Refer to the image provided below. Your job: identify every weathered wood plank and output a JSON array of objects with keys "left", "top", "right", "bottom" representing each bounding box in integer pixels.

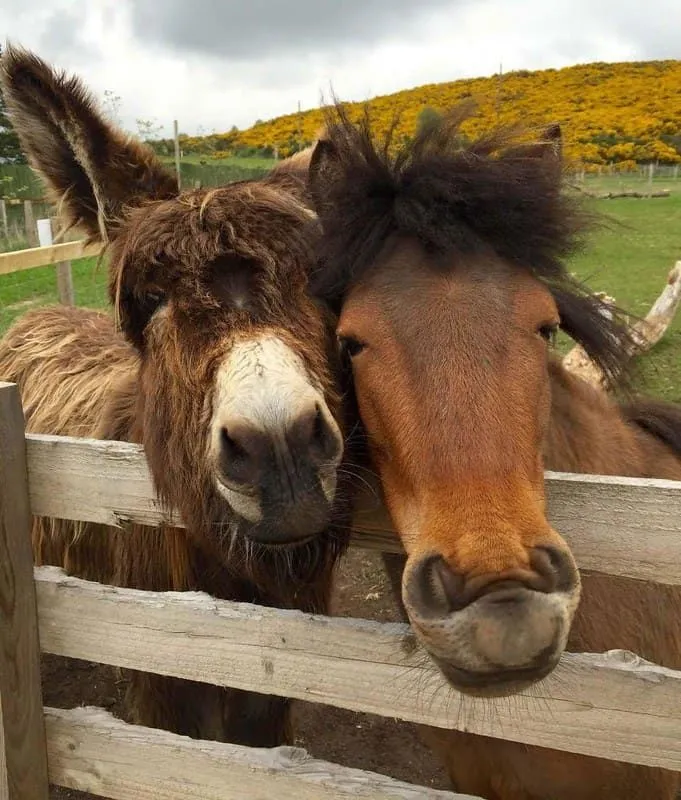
[
  {"left": 0, "top": 385, "right": 49, "bottom": 799},
  {"left": 50, "top": 218, "right": 75, "bottom": 306},
  {"left": 0, "top": 694, "right": 8, "bottom": 800},
  {"left": 25, "top": 434, "right": 681, "bottom": 584},
  {"left": 0, "top": 240, "right": 102, "bottom": 276},
  {"left": 36, "top": 567, "right": 681, "bottom": 770},
  {"left": 46, "top": 706, "right": 472, "bottom": 800}
]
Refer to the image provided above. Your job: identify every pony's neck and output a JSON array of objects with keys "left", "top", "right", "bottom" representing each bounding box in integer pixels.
[{"left": 544, "top": 358, "right": 679, "bottom": 479}]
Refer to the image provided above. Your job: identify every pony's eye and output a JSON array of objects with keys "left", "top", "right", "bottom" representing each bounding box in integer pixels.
[
  {"left": 338, "top": 336, "right": 366, "bottom": 358},
  {"left": 538, "top": 323, "right": 558, "bottom": 344}
]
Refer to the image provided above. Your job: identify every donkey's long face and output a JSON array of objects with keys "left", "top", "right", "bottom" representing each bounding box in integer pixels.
[
  {"left": 1, "top": 46, "right": 344, "bottom": 548},
  {"left": 112, "top": 185, "right": 344, "bottom": 545}
]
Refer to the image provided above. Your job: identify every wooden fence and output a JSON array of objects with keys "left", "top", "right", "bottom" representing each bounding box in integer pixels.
[
  {"left": 0, "top": 238, "right": 102, "bottom": 308},
  {"left": 1, "top": 379, "right": 680, "bottom": 799}
]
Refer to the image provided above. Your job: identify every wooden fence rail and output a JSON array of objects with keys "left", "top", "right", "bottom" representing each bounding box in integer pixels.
[
  {"left": 0, "top": 240, "right": 101, "bottom": 276},
  {"left": 36, "top": 566, "right": 681, "bottom": 771},
  {"left": 25, "top": 433, "right": 681, "bottom": 584},
  {"left": 1, "top": 380, "right": 681, "bottom": 798},
  {"left": 45, "top": 706, "right": 475, "bottom": 800}
]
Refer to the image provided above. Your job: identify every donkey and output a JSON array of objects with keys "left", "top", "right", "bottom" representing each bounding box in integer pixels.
[
  {"left": 0, "top": 46, "right": 352, "bottom": 745},
  {"left": 307, "top": 105, "right": 681, "bottom": 798}
]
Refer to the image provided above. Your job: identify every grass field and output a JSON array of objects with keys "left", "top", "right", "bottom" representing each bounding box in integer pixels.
[
  {"left": 1, "top": 181, "right": 679, "bottom": 401},
  {"left": 159, "top": 154, "right": 277, "bottom": 169},
  {"left": 568, "top": 192, "right": 681, "bottom": 402}
]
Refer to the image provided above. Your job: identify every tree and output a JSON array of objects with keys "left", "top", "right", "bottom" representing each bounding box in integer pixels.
[
  {"left": 102, "top": 88, "right": 122, "bottom": 126},
  {"left": 0, "top": 45, "right": 26, "bottom": 163},
  {"left": 136, "top": 117, "right": 163, "bottom": 143}
]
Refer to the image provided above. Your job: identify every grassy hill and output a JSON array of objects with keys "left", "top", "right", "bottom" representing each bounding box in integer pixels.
[{"left": 182, "top": 60, "right": 681, "bottom": 167}]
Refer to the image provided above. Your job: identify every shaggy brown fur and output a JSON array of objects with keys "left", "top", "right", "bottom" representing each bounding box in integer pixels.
[
  {"left": 0, "top": 46, "right": 351, "bottom": 744},
  {"left": 310, "top": 104, "right": 681, "bottom": 799}
]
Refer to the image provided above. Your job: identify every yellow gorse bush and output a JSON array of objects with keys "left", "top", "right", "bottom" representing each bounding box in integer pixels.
[{"left": 192, "top": 60, "right": 681, "bottom": 165}]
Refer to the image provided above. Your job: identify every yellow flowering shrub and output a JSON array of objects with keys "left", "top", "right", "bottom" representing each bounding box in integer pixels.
[{"left": 192, "top": 60, "right": 681, "bottom": 166}]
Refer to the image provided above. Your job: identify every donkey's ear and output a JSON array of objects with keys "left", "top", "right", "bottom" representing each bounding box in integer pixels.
[
  {"left": 511, "top": 123, "right": 562, "bottom": 165},
  {"left": 0, "top": 45, "right": 177, "bottom": 243},
  {"left": 308, "top": 137, "right": 344, "bottom": 214},
  {"left": 542, "top": 123, "right": 562, "bottom": 160}
]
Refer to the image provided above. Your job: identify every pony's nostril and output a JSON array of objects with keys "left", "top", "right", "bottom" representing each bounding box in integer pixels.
[
  {"left": 407, "top": 555, "right": 465, "bottom": 617},
  {"left": 431, "top": 556, "right": 466, "bottom": 609},
  {"left": 530, "top": 545, "right": 577, "bottom": 593}
]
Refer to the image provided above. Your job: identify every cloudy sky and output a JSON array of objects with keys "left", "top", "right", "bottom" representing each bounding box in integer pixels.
[{"left": 1, "top": 0, "right": 679, "bottom": 138}]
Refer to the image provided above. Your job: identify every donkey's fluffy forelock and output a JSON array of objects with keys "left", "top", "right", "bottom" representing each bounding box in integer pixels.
[
  {"left": 110, "top": 178, "right": 321, "bottom": 347},
  {"left": 309, "top": 102, "right": 639, "bottom": 386}
]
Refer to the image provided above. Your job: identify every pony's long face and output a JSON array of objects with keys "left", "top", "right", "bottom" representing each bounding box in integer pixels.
[
  {"left": 338, "top": 239, "right": 581, "bottom": 694},
  {"left": 112, "top": 184, "right": 345, "bottom": 548}
]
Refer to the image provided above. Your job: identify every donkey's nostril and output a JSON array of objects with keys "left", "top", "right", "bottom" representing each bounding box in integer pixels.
[
  {"left": 218, "top": 424, "right": 265, "bottom": 487},
  {"left": 289, "top": 402, "right": 343, "bottom": 466},
  {"left": 221, "top": 427, "right": 248, "bottom": 461}
]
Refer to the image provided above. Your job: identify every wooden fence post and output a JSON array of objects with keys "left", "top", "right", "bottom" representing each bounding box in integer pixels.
[
  {"left": 23, "top": 201, "right": 37, "bottom": 247},
  {"left": 0, "top": 383, "right": 50, "bottom": 799},
  {"left": 36, "top": 218, "right": 74, "bottom": 306},
  {"left": 50, "top": 219, "right": 74, "bottom": 306},
  {"left": 0, "top": 200, "right": 7, "bottom": 240},
  {"left": 173, "top": 119, "right": 181, "bottom": 190}
]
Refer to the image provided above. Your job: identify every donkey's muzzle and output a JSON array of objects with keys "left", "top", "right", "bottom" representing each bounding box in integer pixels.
[
  {"left": 403, "top": 547, "right": 580, "bottom": 695},
  {"left": 216, "top": 401, "right": 344, "bottom": 543}
]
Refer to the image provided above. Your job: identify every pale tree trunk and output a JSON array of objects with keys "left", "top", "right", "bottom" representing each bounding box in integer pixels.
[{"left": 563, "top": 261, "right": 681, "bottom": 389}]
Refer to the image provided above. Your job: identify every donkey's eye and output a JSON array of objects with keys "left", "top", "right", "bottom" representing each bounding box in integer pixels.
[
  {"left": 144, "top": 291, "right": 166, "bottom": 314},
  {"left": 338, "top": 336, "right": 366, "bottom": 358},
  {"left": 537, "top": 323, "right": 558, "bottom": 344}
]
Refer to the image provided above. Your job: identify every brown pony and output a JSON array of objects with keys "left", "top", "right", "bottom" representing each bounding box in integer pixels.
[
  {"left": 0, "top": 47, "right": 352, "bottom": 745},
  {"left": 308, "top": 106, "right": 681, "bottom": 798}
]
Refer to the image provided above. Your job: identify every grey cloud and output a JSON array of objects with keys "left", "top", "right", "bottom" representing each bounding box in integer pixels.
[
  {"left": 37, "top": 8, "right": 99, "bottom": 66},
  {"left": 559, "top": 0, "right": 681, "bottom": 60},
  {"left": 608, "top": 7, "right": 681, "bottom": 59},
  {"left": 129, "top": 0, "right": 465, "bottom": 61}
]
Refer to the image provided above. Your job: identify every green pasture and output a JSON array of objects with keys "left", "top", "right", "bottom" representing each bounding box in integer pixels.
[
  {"left": 159, "top": 154, "right": 277, "bottom": 169},
  {"left": 0, "top": 180, "right": 679, "bottom": 401},
  {"left": 567, "top": 192, "right": 681, "bottom": 402}
]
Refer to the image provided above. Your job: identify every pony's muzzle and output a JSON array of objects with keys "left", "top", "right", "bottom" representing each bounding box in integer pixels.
[{"left": 403, "top": 547, "right": 581, "bottom": 695}]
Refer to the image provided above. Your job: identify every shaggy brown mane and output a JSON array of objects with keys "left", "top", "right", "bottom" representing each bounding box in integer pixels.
[
  {"left": 309, "top": 103, "right": 638, "bottom": 385},
  {"left": 622, "top": 397, "right": 681, "bottom": 458}
]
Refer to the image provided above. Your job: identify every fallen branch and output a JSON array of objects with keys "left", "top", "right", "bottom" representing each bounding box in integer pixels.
[
  {"left": 580, "top": 190, "right": 671, "bottom": 199},
  {"left": 563, "top": 262, "right": 681, "bottom": 388}
]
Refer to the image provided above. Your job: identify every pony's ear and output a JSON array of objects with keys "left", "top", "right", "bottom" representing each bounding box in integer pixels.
[
  {"left": 308, "top": 137, "right": 344, "bottom": 214},
  {"left": 0, "top": 45, "right": 177, "bottom": 243}
]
